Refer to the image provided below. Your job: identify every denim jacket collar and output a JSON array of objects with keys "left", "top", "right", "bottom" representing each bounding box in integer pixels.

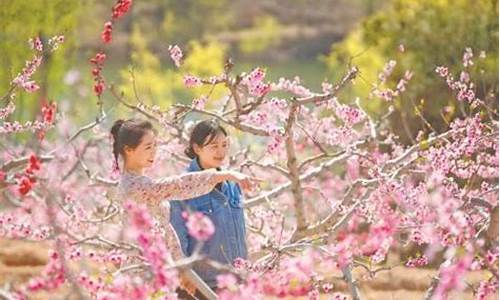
[{"left": 187, "top": 158, "right": 203, "bottom": 172}]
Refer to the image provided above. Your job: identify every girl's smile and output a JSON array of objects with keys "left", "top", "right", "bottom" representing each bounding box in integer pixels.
[
  {"left": 194, "top": 133, "right": 229, "bottom": 170},
  {"left": 124, "top": 130, "right": 157, "bottom": 173}
]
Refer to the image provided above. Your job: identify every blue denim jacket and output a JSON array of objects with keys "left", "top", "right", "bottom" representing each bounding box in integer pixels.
[{"left": 169, "top": 159, "right": 247, "bottom": 288}]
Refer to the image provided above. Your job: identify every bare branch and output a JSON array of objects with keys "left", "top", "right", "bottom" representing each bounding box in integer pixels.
[
  {"left": 285, "top": 102, "right": 307, "bottom": 231},
  {"left": 343, "top": 264, "right": 362, "bottom": 300},
  {"left": 245, "top": 152, "right": 351, "bottom": 207},
  {"left": 66, "top": 111, "right": 107, "bottom": 143},
  {"left": 173, "top": 104, "right": 269, "bottom": 136},
  {"left": 382, "top": 129, "right": 457, "bottom": 171},
  {"left": 241, "top": 159, "right": 290, "bottom": 178},
  {"left": 1, "top": 154, "right": 54, "bottom": 172},
  {"left": 296, "top": 67, "right": 358, "bottom": 105}
]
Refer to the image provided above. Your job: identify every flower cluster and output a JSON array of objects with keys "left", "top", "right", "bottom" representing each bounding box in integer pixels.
[
  {"left": 183, "top": 211, "right": 215, "bottom": 241},
  {"left": 334, "top": 103, "right": 366, "bottom": 126},
  {"left": 462, "top": 47, "right": 474, "bottom": 67},
  {"left": 272, "top": 76, "right": 312, "bottom": 97},
  {"left": 101, "top": 21, "right": 113, "bottom": 44},
  {"left": 11, "top": 36, "right": 65, "bottom": 93},
  {"left": 37, "top": 101, "right": 57, "bottom": 140},
  {"left": 184, "top": 74, "right": 202, "bottom": 88},
  {"left": 371, "top": 61, "right": 413, "bottom": 102},
  {"left": 475, "top": 278, "right": 498, "bottom": 300},
  {"left": 0, "top": 101, "right": 16, "bottom": 120},
  {"left": 112, "top": 0, "right": 132, "bottom": 20},
  {"left": 25, "top": 250, "right": 66, "bottom": 293},
  {"left": 260, "top": 255, "right": 315, "bottom": 297},
  {"left": 0, "top": 119, "right": 54, "bottom": 135},
  {"left": 47, "top": 35, "right": 65, "bottom": 51},
  {"left": 92, "top": 0, "right": 133, "bottom": 95},
  {"left": 168, "top": 45, "right": 183, "bottom": 68},
  {"left": 15, "top": 154, "right": 42, "bottom": 195},
  {"left": 433, "top": 255, "right": 473, "bottom": 299},
  {"left": 90, "top": 52, "right": 107, "bottom": 96},
  {"left": 125, "top": 201, "right": 179, "bottom": 291},
  {"left": 405, "top": 255, "right": 429, "bottom": 267},
  {"left": 240, "top": 68, "right": 271, "bottom": 97},
  {"left": 435, "top": 48, "right": 483, "bottom": 103},
  {"left": 11, "top": 55, "right": 43, "bottom": 93}
]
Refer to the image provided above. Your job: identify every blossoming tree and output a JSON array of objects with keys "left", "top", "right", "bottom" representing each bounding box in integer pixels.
[{"left": 0, "top": 1, "right": 498, "bottom": 299}]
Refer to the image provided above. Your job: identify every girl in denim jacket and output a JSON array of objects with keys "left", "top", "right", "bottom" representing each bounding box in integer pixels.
[{"left": 170, "top": 120, "right": 250, "bottom": 291}]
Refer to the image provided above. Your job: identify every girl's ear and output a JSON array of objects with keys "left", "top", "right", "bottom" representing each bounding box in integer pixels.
[{"left": 123, "top": 145, "right": 134, "bottom": 156}]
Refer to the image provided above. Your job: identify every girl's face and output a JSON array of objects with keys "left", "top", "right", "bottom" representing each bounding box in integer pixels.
[
  {"left": 194, "top": 133, "right": 229, "bottom": 169},
  {"left": 124, "top": 130, "right": 157, "bottom": 171}
]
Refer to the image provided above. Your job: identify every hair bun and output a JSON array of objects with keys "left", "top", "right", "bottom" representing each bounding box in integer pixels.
[
  {"left": 184, "top": 147, "right": 196, "bottom": 159},
  {"left": 110, "top": 119, "right": 125, "bottom": 139}
]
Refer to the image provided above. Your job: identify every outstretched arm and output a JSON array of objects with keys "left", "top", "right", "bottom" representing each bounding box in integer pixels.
[{"left": 124, "top": 170, "right": 229, "bottom": 205}]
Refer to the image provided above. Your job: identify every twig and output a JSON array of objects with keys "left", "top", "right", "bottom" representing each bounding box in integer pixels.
[
  {"left": 296, "top": 67, "right": 358, "bottom": 105},
  {"left": 342, "top": 264, "right": 362, "bottom": 300},
  {"left": 245, "top": 152, "right": 352, "bottom": 207},
  {"left": 173, "top": 104, "right": 269, "bottom": 136}
]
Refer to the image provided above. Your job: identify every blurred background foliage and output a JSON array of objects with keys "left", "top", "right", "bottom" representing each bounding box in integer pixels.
[
  {"left": 325, "top": 0, "right": 499, "bottom": 142},
  {"left": 0, "top": 0, "right": 497, "bottom": 143}
]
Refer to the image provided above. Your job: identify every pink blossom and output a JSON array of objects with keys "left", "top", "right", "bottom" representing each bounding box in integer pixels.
[
  {"left": 102, "top": 21, "right": 113, "bottom": 43},
  {"left": 435, "top": 66, "right": 449, "bottom": 77},
  {"left": 378, "top": 60, "right": 397, "bottom": 83},
  {"left": 432, "top": 255, "right": 473, "bottom": 299},
  {"left": 217, "top": 273, "right": 238, "bottom": 290},
  {"left": 21, "top": 81, "right": 40, "bottom": 93},
  {"left": 168, "top": 44, "right": 183, "bottom": 67},
  {"left": 459, "top": 71, "right": 470, "bottom": 83},
  {"left": 346, "top": 156, "right": 360, "bottom": 180},
  {"left": 0, "top": 101, "right": 15, "bottom": 120},
  {"left": 48, "top": 35, "right": 65, "bottom": 51},
  {"left": 112, "top": 0, "right": 133, "bottom": 20},
  {"left": 184, "top": 74, "right": 202, "bottom": 88},
  {"left": 272, "top": 76, "right": 312, "bottom": 97},
  {"left": 331, "top": 293, "right": 348, "bottom": 300},
  {"left": 12, "top": 55, "right": 43, "bottom": 92},
  {"left": 241, "top": 68, "right": 271, "bottom": 97},
  {"left": 29, "top": 36, "right": 43, "bottom": 52},
  {"left": 192, "top": 95, "right": 207, "bottom": 110},
  {"left": 475, "top": 278, "right": 498, "bottom": 300},
  {"left": 319, "top": 282, "right": 333, "bottom": 293},
  {"left": 406, "top": 255, "right": 429, "bottom": 267},
  {"left": 335, "top": 104, "right": 365, "bottom": 126},
  {"left": 322, "top": 81, "right": 333, "bottom": 93},
  {"left": 462, "top": 47, "right": 474, "bottom": 67},
  {"left": 185, "top": 211, "right": 215, "bottom": 241}
]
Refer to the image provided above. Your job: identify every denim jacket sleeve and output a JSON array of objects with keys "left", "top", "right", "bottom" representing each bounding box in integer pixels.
[{"left": 229, "top": 182, "right": 243, "bottom": 207}]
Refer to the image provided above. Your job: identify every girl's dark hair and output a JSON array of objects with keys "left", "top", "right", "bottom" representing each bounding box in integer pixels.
[
  {"left": 185, "top": 119, "right": 228, "bottom": 159},
  {"left": 110, "top": 118, "right": 155, "bottom": 167}
]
